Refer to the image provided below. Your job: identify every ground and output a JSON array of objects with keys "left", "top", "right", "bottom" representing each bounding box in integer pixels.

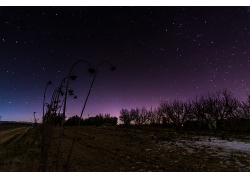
[
  {"left": 0, "top": 124, "right": 30, "bottom": 144},
  {"left": 0, "top": 125, "right": 249, "bottom": 171}
]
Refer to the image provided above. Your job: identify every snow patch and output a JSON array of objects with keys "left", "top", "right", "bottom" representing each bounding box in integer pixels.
[{"left": 193, "top": 137, "right": 250, "bottom": 152}]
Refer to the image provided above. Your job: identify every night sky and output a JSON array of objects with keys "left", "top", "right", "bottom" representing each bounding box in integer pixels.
[{"left": 1, "top": 6, "right": 250, "bottom": 123}]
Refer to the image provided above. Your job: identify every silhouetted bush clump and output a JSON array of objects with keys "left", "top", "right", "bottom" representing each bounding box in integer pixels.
[
  {"left": 64, "top": 115, "right": 83, "bottom": 126},
  {"left": 64, "top": 114, "right": 117, "bottom": 126}
]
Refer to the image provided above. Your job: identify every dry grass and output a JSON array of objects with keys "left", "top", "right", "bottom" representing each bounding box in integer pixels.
[
  {"left": 1, "top": 125, "right": 250, "bottom": 172},
  {"left": 0, "top": 127, "right": 28, "bottom": 144},
  {"left": 0, "top": 127, "right": 40, "bottom": 171}
]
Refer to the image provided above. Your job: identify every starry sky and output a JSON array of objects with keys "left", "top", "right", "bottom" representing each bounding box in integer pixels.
[{"left": 1, "top": 6, "right": 250, "bottom": 123}]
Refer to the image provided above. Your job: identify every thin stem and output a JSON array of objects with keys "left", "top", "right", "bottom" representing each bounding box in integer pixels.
[
  {"left": 64, "top": 61, "right": 115, "bottom": 171},
  {"left": 43, "top": 82, "right": 52, "bottom": 123},
  {"left": 56, "top": 59, "right": 92, "bottom": 171}
]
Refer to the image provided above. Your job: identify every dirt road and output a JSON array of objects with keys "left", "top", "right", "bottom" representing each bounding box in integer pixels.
[{"left": 0, "top": 127, "right": 27, "bottom": 144}]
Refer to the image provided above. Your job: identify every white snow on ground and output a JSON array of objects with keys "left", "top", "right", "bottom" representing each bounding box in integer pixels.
[
  {"left": 192, "top": 136, "right": 250, "bottom": 152},
  {"left": 160, "top": 135, "right": 250, "bottom": 170},
  {"left": 163, "top": 136, "right": 250, "bottom": 153}
]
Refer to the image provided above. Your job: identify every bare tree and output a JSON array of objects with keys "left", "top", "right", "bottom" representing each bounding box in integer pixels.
[
  {"left": 239, "top": 95, "right": 250, "bottom": 119},
  {"left": 191, "top": 96, "right": 204, "bottom": 121},
  {"left": 159, "top": 101, "right": 171, "bottom": 125},
  {"left": 159, "top": 100, "right": 192, "bottom": 131},
  {"left": 139, "top": 107, "right": 149, "bottom": 125},
  {"left": 147, "top": 107, "right": 157, "bottom": 125},
  {"left": 198, "top": 89, "right": 239, "bottom": 132},
  {"left": 119, "top": 109, "right": 131, "bottom": 125},
  {"left": 187, "top": 95, "right": 208, "bottom": 130},
  {"left": 219, "top": 89, "right": 239, "bottom": 120},
  {"left": 130, "top": 108, "right": 139, "bottom": 124},
  {"left": 130, "top": 107, "right": 149, "bottom": 125},
  {"left": 198, "top": 91, "right": 220, "bottom": 131},
  {"left": 155, "top": 107, "right": 163, "bottom": 125}
]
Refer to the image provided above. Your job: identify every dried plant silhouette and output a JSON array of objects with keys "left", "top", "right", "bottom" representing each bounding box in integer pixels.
[
  {"left": 38, "top": 60, "right": 93, "bottom": 171},
  {"left": 65, "top": 61, "right": 116, "bottom": 171},
  {"left": 37, "top": 60, "right": 116, "bottom": 171}
]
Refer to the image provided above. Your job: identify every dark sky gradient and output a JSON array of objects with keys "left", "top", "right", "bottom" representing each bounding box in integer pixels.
[{"left": 1, "top": 6, "right": 250, "bottom": 122}]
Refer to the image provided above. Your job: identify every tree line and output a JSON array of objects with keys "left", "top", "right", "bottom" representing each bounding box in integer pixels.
[
  {"left": 64, "top": 113, "right": 118, "bottom": 126},
  {"left": 119, "top": 89, "right": 250, "bottom": 132}
]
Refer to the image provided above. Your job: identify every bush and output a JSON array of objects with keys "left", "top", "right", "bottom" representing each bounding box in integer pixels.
[{"left": 64, "top": 115, "right": 83, "bottom": 126}]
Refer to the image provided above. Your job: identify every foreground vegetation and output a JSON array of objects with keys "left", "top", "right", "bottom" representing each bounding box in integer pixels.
[{"left": 0, "top": 125, "right": 250, "bottom": 172}]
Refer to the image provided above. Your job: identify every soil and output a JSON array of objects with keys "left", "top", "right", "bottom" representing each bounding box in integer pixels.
[
  {"left": 0, "top": 125, "right": 249, "bottom": 172},
  {"left": 0, "top": 127, "right": 27, "bottom": 144}
]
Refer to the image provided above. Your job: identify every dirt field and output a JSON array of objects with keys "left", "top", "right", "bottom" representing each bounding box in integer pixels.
[{"left": 0, "top": 125, "right": 250, "bottom": 172}]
